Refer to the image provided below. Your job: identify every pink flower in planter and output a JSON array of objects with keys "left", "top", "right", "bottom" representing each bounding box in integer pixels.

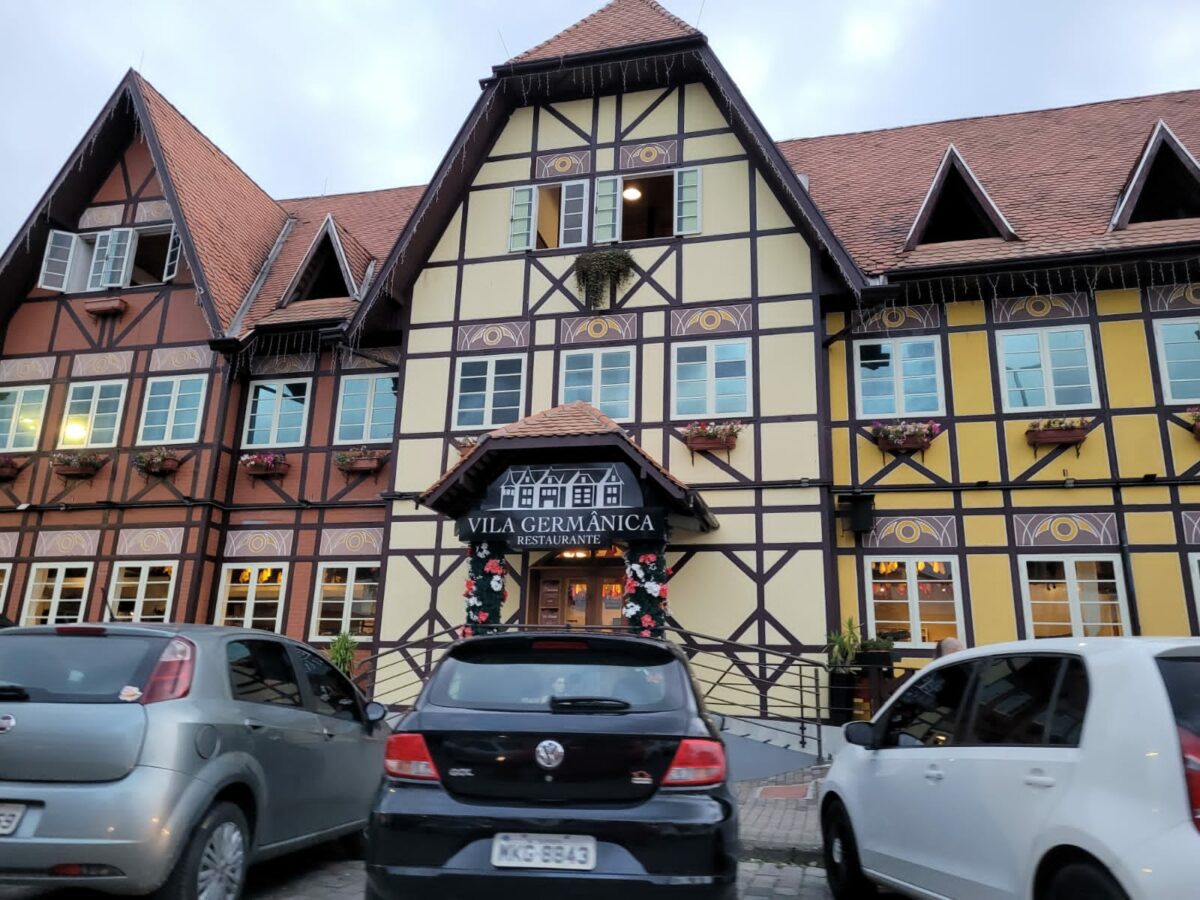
[
  {"left": 464, "top": 578, "right": 475, "bottom": 594},
  {"left": 931, "top": 422, "right": 942, "bottom": 435},
  {"left": 478, "top": 611, "right": 489, "bottom": 623}
]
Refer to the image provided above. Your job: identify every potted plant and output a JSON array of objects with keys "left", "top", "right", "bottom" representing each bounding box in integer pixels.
[
  {"left": 826, "top": 617, "right": 862, "bottom": 726},
  {"left": 239, "top": 451, "right": 289, "bottom": 478},
  {"left": 326, "top": 632, "right": 357, "bottom": 677},
  {"left": 1025, "top": 417, "right": 1089, "bottom": 451},
  {"left": 683, "top": 420, "right": 744, "bottom": 453},
  {"left": 1186, "top": 408, "right": 1200, "bottom": 441},
  {"left": 574, "top": 248, "right": 635, "bottom": 309},
  {"left": 333, "top": 446, "right": 389, "bottom": 474},
  {"left": 132, "top": 446, "right": 180, "bottom": 477},
  {"left": 50, "top": 450, "right": 108, "bottom": 478},
  {"left": 870, "top": 419, "right": 940, "bottom": 452},
  {"left": 0, "top": 455, "right": 22, "bottom": 482},
  {"left": 82, "top": 297, "right": 127, "bottom": 317},
  {"left": 856, "top": 635, "right": 895, "bottom": 677}
]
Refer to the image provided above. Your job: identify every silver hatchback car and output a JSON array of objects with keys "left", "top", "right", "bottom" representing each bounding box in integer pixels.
[{"left": 0, "top": 623, "right": 389, "bottom": 897}]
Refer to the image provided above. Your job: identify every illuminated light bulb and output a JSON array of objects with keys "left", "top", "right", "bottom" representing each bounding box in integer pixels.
[
  {"left": 622, "top": 186, "right": 643, "bottom": 201},
  {"left": 63, "top": 422, "right": 88, "bottom": 443}
]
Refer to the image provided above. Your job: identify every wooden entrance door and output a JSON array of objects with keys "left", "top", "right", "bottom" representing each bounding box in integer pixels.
[{"left": 532, "top": 567, "right": 625, "bottom": 628}]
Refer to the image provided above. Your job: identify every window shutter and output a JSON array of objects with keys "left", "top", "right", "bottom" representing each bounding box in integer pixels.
[
  {"left": 594, "top": 176, "right": 620, "bottom": 243},
  {"left": 559, "top": 181, "right": 589, "bottom": 247},
  {"left": 162, "top": 225, "right": 182, "bottom": 282},
  {"left": 508, "top": 187, "right": 536, "bottom": 252},
  {"left": 87, "top": 231, "right": 113, "bottom": 291},
  {"left": 674, "top": 168, "right": 701, "bottom": 235},
  {"left": 103, "top": 228, "right": 135, "bottom": 288},
  {"left": 37, "top": 231, "right": 77, "bottom": 292}
]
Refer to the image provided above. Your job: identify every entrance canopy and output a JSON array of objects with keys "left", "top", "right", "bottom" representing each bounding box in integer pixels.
[{"left": 421, "top": 402, "right": 718, "bottom": 546}]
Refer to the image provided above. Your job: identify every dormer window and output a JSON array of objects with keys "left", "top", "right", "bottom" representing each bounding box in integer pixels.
[
  {"left": 905, "top": 146, "right": 1015, "bottom": 249},
  {"left": 1110, "top": 120, "right": 1200, "bottom": 230},
  {"left": 37, "top": 225, "right": 180, "bottom": 293}
]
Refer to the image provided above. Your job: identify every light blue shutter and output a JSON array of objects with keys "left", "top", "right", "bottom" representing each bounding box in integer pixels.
[
  {"left": 37, "top": 231, "right": 77, "bottom": 291},
  {"left": 674, "top": 168, "right": 701, "bottom": 235},
  {"left": 509, "top": 187, "right": 535, "bottom": 252},
  {"left": 87, "top": 231, "right": 113, "bottom": 291},
  {"left": 103, "top": 228, "right": 134, "bottom": 288},
  {"left": 162, "top": 226, "right": 182, "bottom": 281},
  {"left": 559, "top": 181, "right": 589, "bottom": 247},
  {"left": 594, "top": 176, "right": 620, "bottom": 243}
]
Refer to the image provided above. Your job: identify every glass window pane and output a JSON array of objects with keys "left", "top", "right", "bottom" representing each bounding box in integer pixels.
[{"left": 966, "top": 656, "right": 1062, "bottom": 746}]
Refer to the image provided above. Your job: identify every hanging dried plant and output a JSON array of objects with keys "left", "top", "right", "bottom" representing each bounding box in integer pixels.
[{"left": 574, "top": 249, "right": 635, "bottom": 309}]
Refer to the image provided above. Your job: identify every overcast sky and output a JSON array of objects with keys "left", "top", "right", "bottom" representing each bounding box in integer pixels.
[{"left": 3, "top": 0, "right": 1200, "bottom": 249}]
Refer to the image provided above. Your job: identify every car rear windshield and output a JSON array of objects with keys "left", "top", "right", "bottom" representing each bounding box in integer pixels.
[
  {"left": 428, "top": 649, "right": 687, "bottom": 713},
  {"left": 0, "top": 634, "right": 167, "bottom": 703},
  {"left": 1158, "top": 657, "right": 1200, "bottom": 735}
]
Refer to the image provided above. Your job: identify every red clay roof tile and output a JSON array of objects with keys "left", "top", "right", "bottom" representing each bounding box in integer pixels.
[
  {"left": 778, "top": 89, "right": 1200, "bottom": 275},
  {"left": 509, "top": 0, "right": 699, "bottom": 64}
]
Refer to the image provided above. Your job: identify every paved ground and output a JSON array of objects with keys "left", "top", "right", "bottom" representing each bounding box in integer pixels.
[{"left": 735, "top": 764, "right": 825, "bottom": 863}]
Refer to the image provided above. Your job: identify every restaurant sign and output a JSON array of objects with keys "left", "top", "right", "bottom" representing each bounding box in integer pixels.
[{"left": 456, "top": 463, "right": 666, "bottom": 548}]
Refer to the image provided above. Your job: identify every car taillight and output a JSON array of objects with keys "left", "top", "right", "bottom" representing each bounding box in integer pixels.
[
  {"left": 385, "top": 733, "right": 440, "bottom": 781},
  {"left": 140, "top": 637, "right": 194, "bottom": 704},
  {"left": 1179, "top": 727, "right": 1200, "bottom": 832},
  {"left": 662, "top": 739, "right": 726, "bottom": 787}
]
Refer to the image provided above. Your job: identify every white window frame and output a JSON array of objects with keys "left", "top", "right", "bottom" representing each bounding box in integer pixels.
[
  {"left": 1154, "top": 317, "right": 1200, "bottom": 405},
  {"left": 241, "top": 377, "right": 313, "bottom": 449},
  {"left": 508, "top": 186, "right": 537, "bottom": 252},
  {"left": 163, "top": 226, "right": 182, "bottom": 282},
  {"left": 333, "top": 373, "right": 397, "bottom": 445},
  {"left": 105, "top": 560, "right": 178, "bottom": 623},
  {"left": 592, "top": 168, "right": 703, "bottom": 245},
  {"left": 0, "top": 564, "right": 13, "bottom": 613},
  {"left": 308, "top": 561, "right": 381, "bottom": 641},
  {"left": 853, "top": 336, "right": 946, "bottom": 419},
  {"left": 1018, "top": 553, "right": 1131, "bottom": 639},
  {"left": 558, "top": 346, "right": 637, "bottom": 423},
  {"left": 0, "top": 384, "right": 49, "bottom": 452},
  {"left": 674, "top": 167, "right": 703, "bottom": 235},
  {"left": 37, "top": 231, "right": 79, "bottom": 292},
  {"left": 863, "top": 556, "right": 964, "bottom": 649},
  {"left": 997, "top": 324, "right": 1098, "bottom": 413},
  {"left": 594, "top": 175, "right": 621, "bottom": 243},
  {"left": 57, "top": 379, "right": 128, "bottom": 449},
  {"left": 452, "top": 353, "right": 527, "bottom": 431},
  {"left": 558, "top": 179, "right": 590, "bottom": 249},
  {"left": 670, "top": 337, "right": 753, "bottom": 420},
  {"left": 136, "top": 374, "right": 209, "bottom": 446},
  {"left": 215, "top": 562, "right": 289, "bottom": 633},
  {"left": 21, "top": 562, "right": 94, "bottom": 626}
]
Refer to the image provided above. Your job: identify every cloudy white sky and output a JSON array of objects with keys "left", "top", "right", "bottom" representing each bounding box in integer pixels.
[{"left": 2, "top": 0, "right": 1200, "bottom": 248}]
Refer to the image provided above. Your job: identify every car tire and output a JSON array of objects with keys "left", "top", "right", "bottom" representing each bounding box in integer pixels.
[
  {"left": 1046, "top": 862, "right": 1129, "bottom": 900},
  {"left": 153, "top": 801, "right": 250, "bottom": 900},
  {"left": 821, "top": 799, "right": 876, "bottom": 900}
]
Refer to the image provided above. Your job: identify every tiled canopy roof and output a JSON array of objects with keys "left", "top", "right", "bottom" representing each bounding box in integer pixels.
[
  {"left": 778, "top": 89, "right": 1200, "bottom": 276},
  {"left": 508, "top": 0, "right": 699, "bottom": 65}
]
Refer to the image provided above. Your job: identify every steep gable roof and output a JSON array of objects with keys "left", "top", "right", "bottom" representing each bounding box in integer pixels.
[
  {"left": 134, "top": 75, "right": 289, "bottom": 329},
  {"left": 904, "top": 144, "right": 1016, "bottom": 249},
  {"left": 1110, "top": 119, "right": 1200, "bottom": 230},
  {"left": 508, "top": 0, "right": 699, "bottom": 65},
  {"left": 779, "top": 89, "right": 1200, "bottom": 275}
]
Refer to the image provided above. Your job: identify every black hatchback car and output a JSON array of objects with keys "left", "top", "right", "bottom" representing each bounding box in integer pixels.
[{"left": 365, "top": 631, "right": 739, "bottom": 899}]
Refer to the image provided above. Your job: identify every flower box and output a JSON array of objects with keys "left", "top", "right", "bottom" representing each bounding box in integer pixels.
[
  {"left": 144, "top": 457, "right": 181, "bottom": 476},
  {"left": 338, "top": 456, "right": 386, "bottom": 473},
  {"left": 53, "top": 463, "right": 105, "bottom": 479},
  {"left": 1025, "top": 428, "right": 1088, "bottom": 447},
  {"left": 685, "top": 434, "right": 737, "bottom": 453},
  {"left": 876, "top": 434, "right": 932, "bottom": 453},
  {"left": 244, "top": 462, "right": 290, "bottom": 478},
  {"left": 83, "top": 297, "right": 127, "bottom": 317}
]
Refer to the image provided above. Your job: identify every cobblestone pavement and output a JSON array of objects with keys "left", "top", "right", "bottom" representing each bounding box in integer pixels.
[{"left": 734, "top": 765, "right": 825, "bottom": 864}]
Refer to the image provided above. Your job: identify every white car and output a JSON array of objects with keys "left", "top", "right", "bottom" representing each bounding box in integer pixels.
[{"left": 820, "top": 638, "right": 1200, "bottom": 899}]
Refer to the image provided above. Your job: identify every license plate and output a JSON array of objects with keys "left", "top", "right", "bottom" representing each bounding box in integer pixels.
[
  {"left": 0, "top": 804, "right": 24, "bottom": 837},
  {"left": 491, "top": 833, "right": 596, "bottom": 871}
]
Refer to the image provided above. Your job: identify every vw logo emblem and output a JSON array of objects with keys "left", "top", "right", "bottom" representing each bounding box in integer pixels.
[
  {"left": 0, "top": 715, "right": 15, "bottom": 734},
  {"left": 534, "top": 739, "right": 565, "bottom": 770}
]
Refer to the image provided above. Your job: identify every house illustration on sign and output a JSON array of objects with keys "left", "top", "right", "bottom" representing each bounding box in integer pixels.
[{"left": 497, "top": 466, "right": 625, "bottom": 511}]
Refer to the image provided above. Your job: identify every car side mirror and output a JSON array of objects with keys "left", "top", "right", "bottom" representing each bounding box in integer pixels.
[
  {"left": 843, "top": 720, "right": 877, "bottom": 749},
  {"left": 364, "top": 701, "right": 388, "bottom": 725}
]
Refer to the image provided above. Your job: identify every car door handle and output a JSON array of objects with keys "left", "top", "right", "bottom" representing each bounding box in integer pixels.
[
  {"left": 244, "top": 718, "right": 266, "bottom": 732},
  {"left": 321, "top": 728, "right": 337, "bottom": 741},
  {"left": 1025, "top": 770, "right": 1056, "bottom": 788},
  {"left": 924, "top": 765, "right": 944, "bottom": 782}
]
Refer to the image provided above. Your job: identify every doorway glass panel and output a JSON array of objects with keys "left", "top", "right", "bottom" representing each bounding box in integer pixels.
[{"left": 566, "top": 580, "right": 589, "bottom": 627}]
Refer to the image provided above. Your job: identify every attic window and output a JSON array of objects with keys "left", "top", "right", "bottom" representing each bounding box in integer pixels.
[
  {"left": 37, "top": 225, "right": 180, "bottom": 294},
  {"left": 289, "top": 234, "right": 351, "bottom": 303},
  {"left": 905, "top": 147, "right": 1015, "bottom": 250},
  {"left": 1127, "top": 142, "right": 1200, "bottom": 224},
  {"left": 536, "top": 181, "right": 588, "bottom": 249}
]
